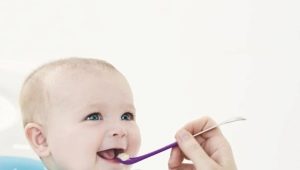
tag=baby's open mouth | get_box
[97,148,125,160]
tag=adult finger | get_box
[168,147,183,169]
[183,116,233,166]
[175,129,218,170]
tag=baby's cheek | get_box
[129,127,141,155]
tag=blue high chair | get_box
[0,156,46,170]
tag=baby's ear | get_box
[24,123,50,157]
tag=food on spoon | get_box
[117,153,130,161]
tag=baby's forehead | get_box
[44,68,134,117]
[44,66,122,95]
[45,65,129,95]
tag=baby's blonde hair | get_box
[19,57,117,127]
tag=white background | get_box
[0,0,300,170]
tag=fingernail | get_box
[177,129,190,142]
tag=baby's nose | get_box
[109,127,127,138]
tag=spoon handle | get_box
[135,117,246,163]
[192,116,246,137]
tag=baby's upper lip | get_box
[98,145,127,152]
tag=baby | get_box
[19,57,141,170]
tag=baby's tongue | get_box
[99,149,116,160]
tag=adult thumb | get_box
[175,129,216,170]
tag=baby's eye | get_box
[121,112,134,121]
[85,112,102,121]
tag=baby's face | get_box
[43,69,141,170]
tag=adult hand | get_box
[168,117,237,170]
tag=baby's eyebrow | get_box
[77,103,136,113]
[124,104,136,112]
[77,103,106,111]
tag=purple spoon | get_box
[116,116,246,165]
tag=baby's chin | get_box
[54,155,128,170]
